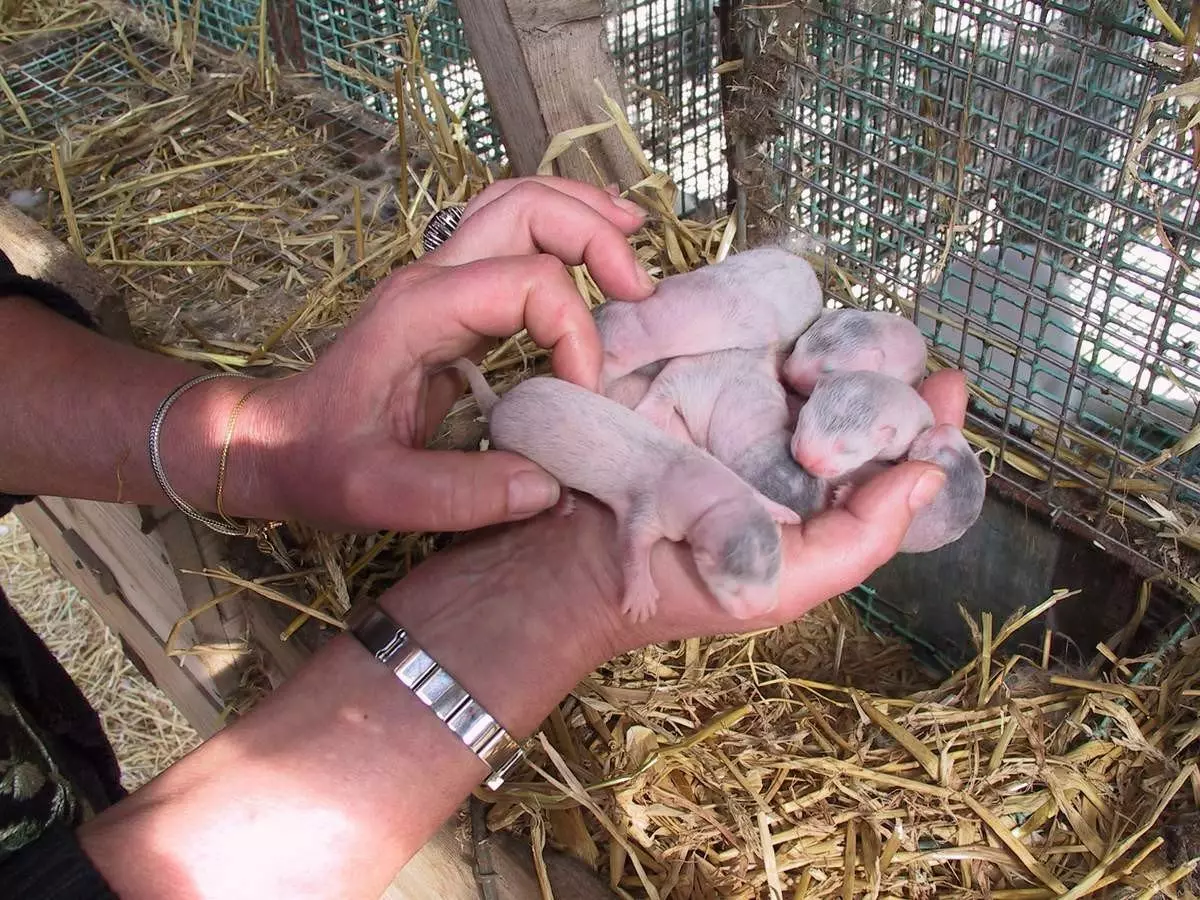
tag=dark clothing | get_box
[0,248,123,897]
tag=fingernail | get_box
[508,471,561,516]
[909,469,946,511]
[635,265,655,293]
[604,182,620,196]
[612,196,646,218]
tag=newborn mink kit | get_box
[460,246,986,622]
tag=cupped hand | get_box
[397,369,969,667]
[386,369,971,688]
[624,368,970,649]
[248,177,651,534]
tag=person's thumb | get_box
[378,449,561,532]
[836,460,945,570]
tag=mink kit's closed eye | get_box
[791,370,934,480]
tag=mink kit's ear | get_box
[866,346,885,371]
[876,423,897,445]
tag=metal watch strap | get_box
[349,603,525,790]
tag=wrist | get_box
[158,373,298,523]
[372,500,629,737]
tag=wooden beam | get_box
[17,499,224,737]
[266,0,307,72]
[457,0,643,188]
[0,199,132,339]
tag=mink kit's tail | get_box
[449,358,500,416]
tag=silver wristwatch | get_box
[348,603,525,790]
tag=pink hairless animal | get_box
[451,359,801,622]
[783,308,927,394]
[633,347,829,518]
[594,246,823,389]
[791,370,934,480]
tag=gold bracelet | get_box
[216,381,269,527]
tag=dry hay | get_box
[3,7,1200,899]
[489,596,1200,898]
[0,0,106,42]
[0,515,199,789]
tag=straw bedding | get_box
[1,5,1199,897]
[0,515,199,790]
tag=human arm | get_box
[75,371,967,900]
[0,177,651,532]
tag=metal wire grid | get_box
[756,0,1199,571]
[125,0,727,210]
[0,20,410,349]
[0,25,175,147]
[126,0,263,56]
[607,0,726,212]
[122,0,500,159]
[293,0,501,160]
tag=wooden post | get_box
[266,0,307,72]
[456,0,643,188]
[0,201,131,339]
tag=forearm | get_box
[0,296,283,516]
[76,505,622,900]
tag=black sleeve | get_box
[0,247,101,518]
[0,248,98,333]
[0,823,119,900]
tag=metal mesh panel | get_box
[0,19,416,348]
[756,0,1200,570]
[0,23,176,145]
[293,0,502,159]
[607,0,726,213]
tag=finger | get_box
[460,176,647,232]
[779,460,945,605]
[408,255,602,391]
[919,369,969,428]
[426,180,654,302]
[367,448,561,532]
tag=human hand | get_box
[378,370,970,738]
[239,177,652,533]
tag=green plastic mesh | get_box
[846,585,957,674]
[127,0,262,55]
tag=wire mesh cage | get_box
[738,0,1199,578]
[125,0,503,157]
[0,16,443,349]
[9,1,1195,596]
[607,0,727,214]
[125,0,728,214]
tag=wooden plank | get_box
[15,499,224,737]
[266,0,307,72]
[457,0,643,187]
[37,496,241,703]
[0,199,132,339]
[387,827,540,900]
